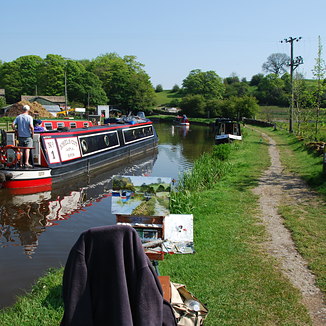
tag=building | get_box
[21,95,66,107]
[21,96,65,117]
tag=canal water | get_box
[0,122,214,309]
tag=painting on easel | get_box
[112,175,171,216]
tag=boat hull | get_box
[215,134,242,144]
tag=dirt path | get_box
[252,131,326,325]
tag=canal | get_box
[0,122,214,309]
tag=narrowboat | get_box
[214,118,242,144]
[0,114,158,191]
[173,115,190,126]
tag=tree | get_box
[89,53,155,112]
[64,60,107,106]
[179,94,206,117]
[182,69,225,99]
[0,55,43,103]
[0,96,5,108]
[292,72,313,135]
[171,84,180,92]
[250,73,264,86]
[254,74,289,106]
[38,54,66,96]
[224,80,250,98]
[311,36,326,139]
[205,98,223,118]
[155,84,163,92]
[16,55,43,96]
[262,53,290,75]
[0,61,22,103]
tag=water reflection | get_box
[171,125,190,138]
[0,151,158,257]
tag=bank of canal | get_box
[1,126,325,325]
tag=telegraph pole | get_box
[64,69,68,110]
[281,37,303,133]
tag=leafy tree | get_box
[250,73,264,86]
[180,94,206,117]
[262,53,290,75]
[224,80,250,98]
[81,71,108,106]
[182,69,225,99]
[254,74,288,106]
[38,54,66,96]
[224,75,240,85]
[89,53,155,112]
[155,84,163,92]
[64,60,107,106]
[0,61,22,103]
[168,98,181,108]
[232,96,259,119]
[0,55,43,103]
[292,72,314,135]
[171,84,180,92]
[16,55,43,96]
[0,96,6,108]
[311,36,326,139]
[205,98,223,118]
[216,96,258,120]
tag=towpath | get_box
[252,130,326,326]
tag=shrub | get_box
[212,144,232,160]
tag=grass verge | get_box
[251,126,326,294]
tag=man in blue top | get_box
[12,105,34,167]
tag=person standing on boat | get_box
[12,105,34,167]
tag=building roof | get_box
[21,95,66,104]
[43,105,61,112]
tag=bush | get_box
[212,144,232,160]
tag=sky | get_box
[1,0,326,89]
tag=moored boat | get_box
[173,115,190,126]
[0,115,158,192]
[214,118,242,144]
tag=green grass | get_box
[164,129,312,325]
[252,126,326,294]
[154,90,182,107]
[258,127,325,195]
[1,127,322,325]
[0,268,64,326]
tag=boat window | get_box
[70,122,77,129]
[57,122,65,129]
[123,126,154,143]
[104,135,110,146]
[44,122,53,130]
[81,139,88,153]
[83,122,89,128]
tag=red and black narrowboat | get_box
[0,115,158,192]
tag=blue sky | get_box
[1,0,325,89]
